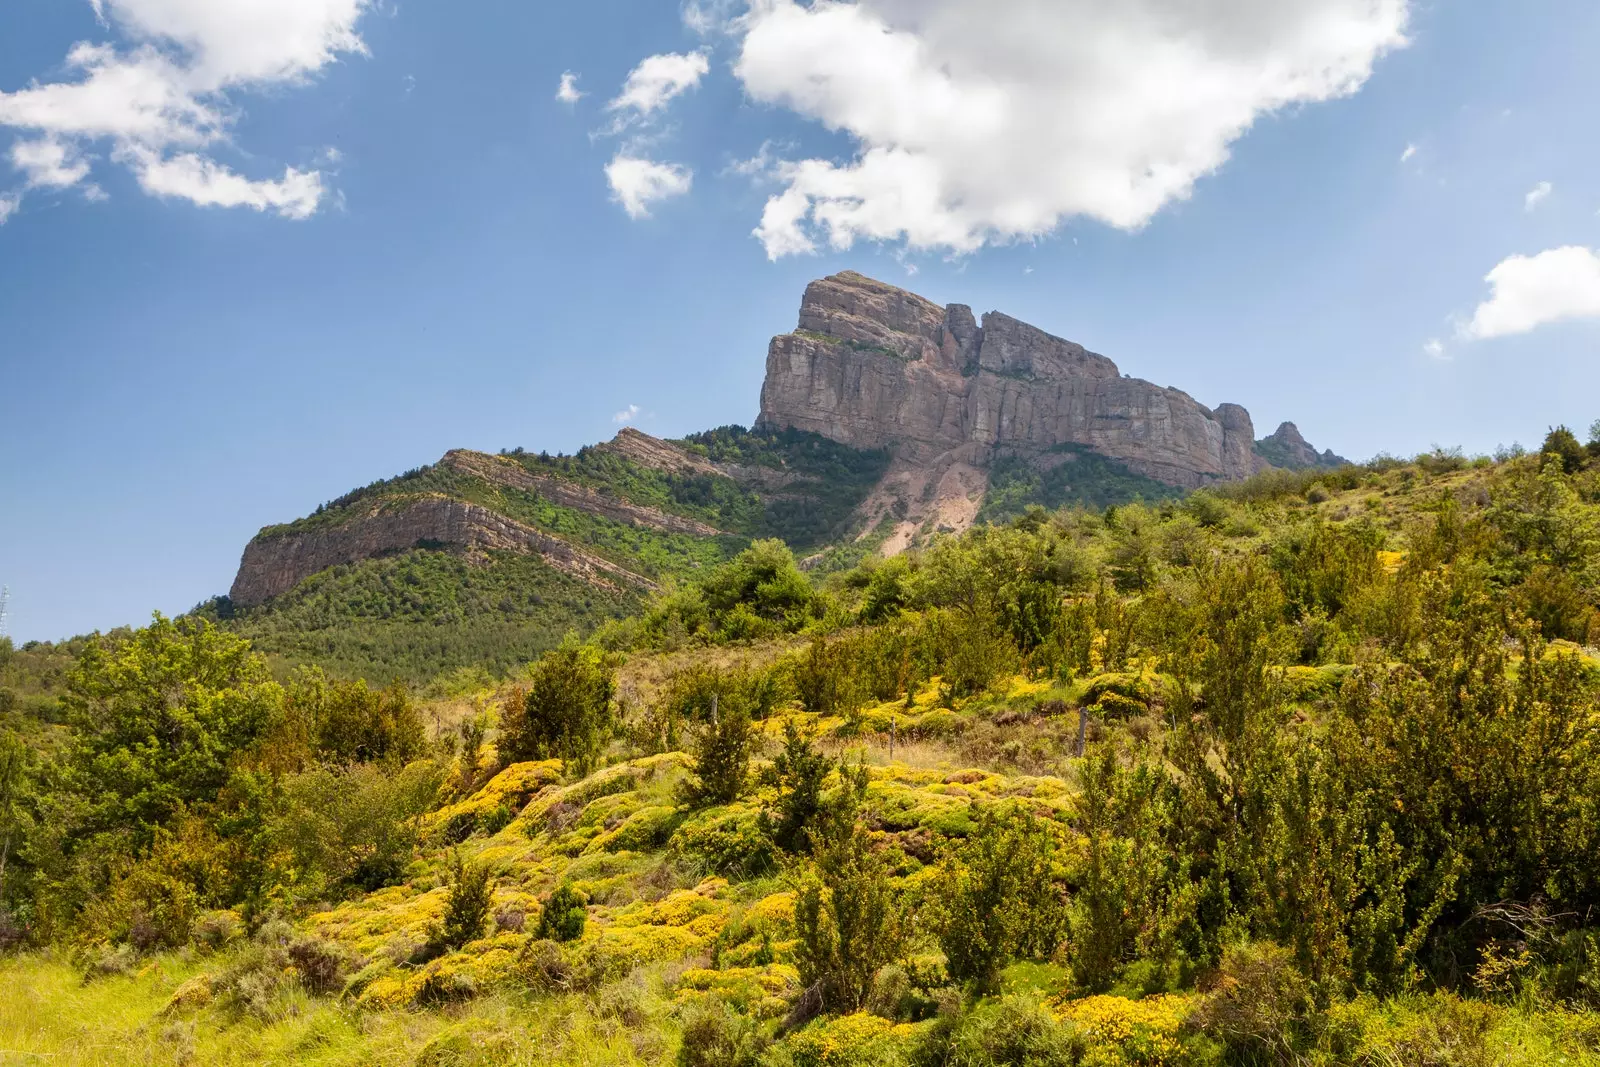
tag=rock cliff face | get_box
[758,271,1259,489]
[229,495,657,608]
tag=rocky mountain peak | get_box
[1256,421,1349,471]
[758,270,1258,489]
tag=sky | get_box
[2,0,1599,644]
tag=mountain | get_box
[1254,420,1350,470]
[219,271,1342,680]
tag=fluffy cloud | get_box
[606,156,694,219]
[1422,337,1446,359]
[1464,246,1600,340]
[0,0,372,219]
[720,0,1410,258]
[0,194,17,225]
[11,137,93,190]
[608,52,708,120]
[612,404,641,424]
[1400,143,1417,164]
[1524,181,1552,211]
[557,72,585,104]
[121,147,323,218]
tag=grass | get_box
[0,953,682,1067]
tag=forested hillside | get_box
[3,430,1600,1066]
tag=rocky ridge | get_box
[758,272,1261,487]
[1255,421,1349,471]
[229,271,1344,608]
[230,495,659,607]
[756,271,1274,544]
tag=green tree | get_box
[938,806,1068,991]
[1542,425,1587,474]
[535,882,587,942]
[0,731,28,905]
[440,850,492,949]
[794,820,904,1014]
[62,615,284,839]
[501,640,616,771]
[686,697,752,807]
[762,719,833,853]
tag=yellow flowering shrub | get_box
[424,760,563,837]
[786,1012,919,1067]
[1054,994,1197,1067]
[676,964,800,1018]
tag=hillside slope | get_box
[7,443,1600,1067]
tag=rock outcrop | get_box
[757,271,1259,489]
[1254,422,1348,471]
[229,495,657,608]
[440,450,725,537]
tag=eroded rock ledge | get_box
[229,495,657,608]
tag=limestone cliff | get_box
[229,495,658,608]
[757,271,1260,490]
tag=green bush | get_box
[501,640,616,771]
[936,806,1068,992]
[762,720,834,854]
[440,851,493,950]
[535,883,587,943]
[677,998,767,1067]
[795,821,905,1015]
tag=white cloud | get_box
[608,52,708,120]
[1422,337,1446,359]
[556,71,585,104]
[605,155,693,219]
[682,0,741,35]
[1524,181,1552,211]
[1464,246,1600,340]
[11,137,92,189]
[1400,143,1416,164]
[0,0,373,219]
[714,0,1409,258]
[120,147,323,218]
[612,404,641,424]
[0,194,17,225]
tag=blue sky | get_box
[2,0,1599,644]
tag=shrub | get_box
[287,935,348,996]
[673,808,777,878]
[686,699,753,807]
[936,806,1068,992]
[515,938,573,993]
[501,640,616,771]
[286,670,426,765]
[1186,942,1315,1063]
[535,883,587,943]
[795,821,905,1015]
[763,720,834,854]
[440,850,493,949]
[915,997,1081,1067]
[677,998,768,1067]
[83,859,199,952]
[271,759,445,898]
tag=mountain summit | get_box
[759,271,1259,487]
